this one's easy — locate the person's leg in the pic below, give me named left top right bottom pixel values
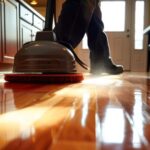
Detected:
left=54, top=0, right=96, bottom=48
left=87, top=4, right=123, bottom=74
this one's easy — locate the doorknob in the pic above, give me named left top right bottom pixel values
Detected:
left=126, top=34, right=130, bottom=38
left=127, top=29, right=130, bottom=32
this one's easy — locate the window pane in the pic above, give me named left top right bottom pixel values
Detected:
left=82, top=34, right=88, bottom=49
left=134, top=1, right=144, bottom=50
left=101, top=1, right=125, bottom=32
left=82, top=1, right=126, bottom=49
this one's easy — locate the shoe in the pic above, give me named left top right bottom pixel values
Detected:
left=90, top=59, right=124, bottom=75
left=90, top=64, right=123, bottom=75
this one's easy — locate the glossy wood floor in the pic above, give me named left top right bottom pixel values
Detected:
left=0, top=72, right=150, bottom=150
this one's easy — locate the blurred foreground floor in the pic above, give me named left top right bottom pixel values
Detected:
left=0, top=72, right=150, bottom=150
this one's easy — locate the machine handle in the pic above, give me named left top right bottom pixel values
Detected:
left=44, top=0, right=56, bottom=31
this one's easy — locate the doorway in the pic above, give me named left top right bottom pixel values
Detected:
left=79, top=0, right=148, bottom=72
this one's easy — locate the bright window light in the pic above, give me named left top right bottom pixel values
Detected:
left=101, top=1, right=126, bottom=32
left=134, top=1, right=144, bottom=50
left=82, top=34, right=88, bottom=49
left=82, top=1, right=126, bottom=49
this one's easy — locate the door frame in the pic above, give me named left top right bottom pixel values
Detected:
left=100, top=0, right=150, bottom=72
left=130, top=0, right=150, bottom=71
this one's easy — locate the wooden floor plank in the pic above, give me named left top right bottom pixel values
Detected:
left=0, top=72, right=150, bottom=149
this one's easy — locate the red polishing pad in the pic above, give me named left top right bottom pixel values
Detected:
left=4, top=73, right=84, bottom=83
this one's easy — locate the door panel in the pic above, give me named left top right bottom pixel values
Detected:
left=101, top=0, right=131, bottom=70
left=107, top=32, right=131, bottom=70
left=0, top=1, right=3, bottom=62
left=131, top=0, right=147, bottom=71
left=20, top=20, right=33, bottom=46
left=3, top=0, right=19, bottom=63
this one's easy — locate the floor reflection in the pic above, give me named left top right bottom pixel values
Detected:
left=0, top=73, right=150, bottom=149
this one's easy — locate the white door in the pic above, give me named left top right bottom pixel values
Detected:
left=102, top=0, right=147, bottom=71
left=101, top=0, right=132, bottom=70
left=78, top=0, right=148, bottom=72
left=130, top=0, right=148, bottom=71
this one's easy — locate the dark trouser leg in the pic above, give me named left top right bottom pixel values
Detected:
left=87, top=5, right=109, bottom=65
left=54, top=0, right=123, bottom=74
left=87, top=5, right=123, bottom=74
left=54, top=0, right=96, bottom=48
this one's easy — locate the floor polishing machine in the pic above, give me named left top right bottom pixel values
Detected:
left=4, top=0, right=88, bottom=83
